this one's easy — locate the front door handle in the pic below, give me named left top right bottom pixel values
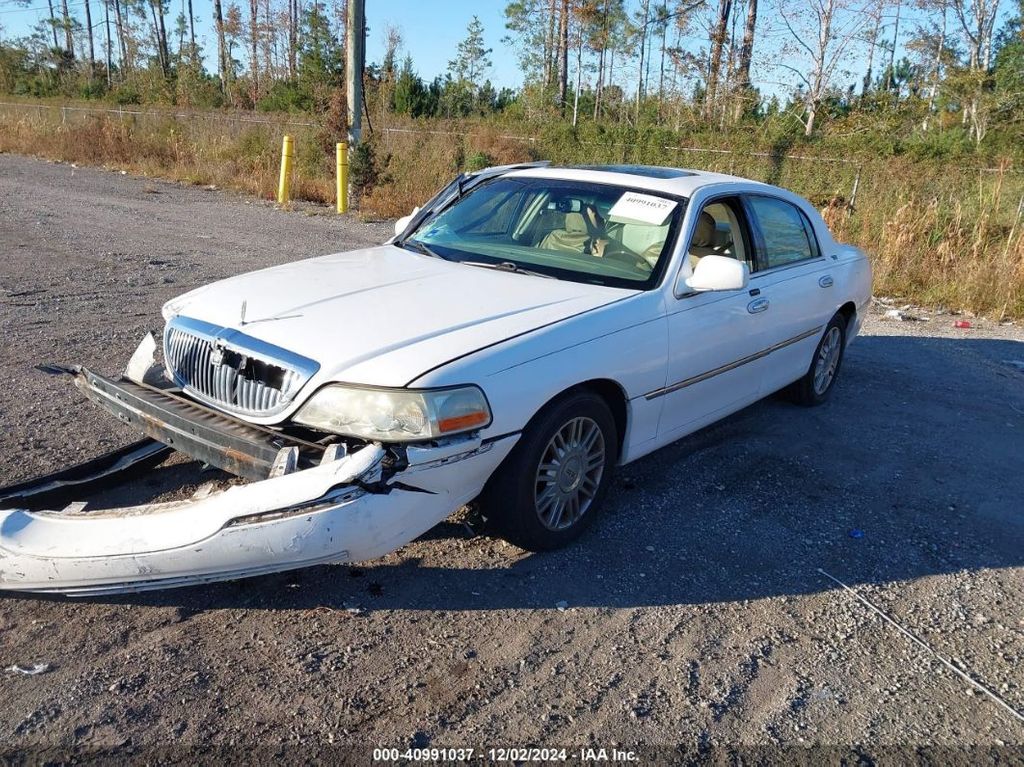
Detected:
left=819, top=275, right=834, bottom=288
left=747, top=297, right=770, bottom=314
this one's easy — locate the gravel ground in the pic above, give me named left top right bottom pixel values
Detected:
left=0, top=153, right=1023, bottom=761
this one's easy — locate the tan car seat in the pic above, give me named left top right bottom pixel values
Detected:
left=619, top=221, right=669, bottom=267
left=688, top=211, right=719, bottom=270
left=640, top=237, right=667, bottom=266
left=540, top=212, right=590, bottom=253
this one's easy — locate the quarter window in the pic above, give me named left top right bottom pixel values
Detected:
left=748, top=196, right=819, bottom=270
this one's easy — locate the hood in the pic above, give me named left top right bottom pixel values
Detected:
left=164, top=244, right=633, bottom=391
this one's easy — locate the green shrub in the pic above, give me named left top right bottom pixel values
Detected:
left=465, top=151, right=494, bottom=171
left=257, top=81, right=312, bottom=113
left=349, top=140, right=390, bottom=195
left=112, top=85, right=142, bottom=105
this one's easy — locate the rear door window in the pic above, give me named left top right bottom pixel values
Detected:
left=746, top=196, right=820, bottom=270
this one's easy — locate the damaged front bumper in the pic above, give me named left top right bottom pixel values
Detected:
left=0, top=366, right=517, bottom=596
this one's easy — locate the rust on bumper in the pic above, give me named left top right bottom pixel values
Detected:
left=71, top=368, right=326, bottom=481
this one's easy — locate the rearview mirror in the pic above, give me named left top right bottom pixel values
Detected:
left=681, top=255, right=749, bottom=293
left=394, top=206, right=421, bottom=238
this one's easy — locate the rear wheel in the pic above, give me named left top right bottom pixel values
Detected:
left=789, top=313, right=847, bottom=406
left=482, top=391, right=618, bottom=551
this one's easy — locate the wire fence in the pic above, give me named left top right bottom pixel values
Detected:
left=381, top=125, right=538, bottom=144
left=377, top=123, right=870, bottom=205
left=0, top=100, right=317, bottom=128
left=2, top=99, right=1017, bottom=173
left=1, top=99, right=1021, bottom=217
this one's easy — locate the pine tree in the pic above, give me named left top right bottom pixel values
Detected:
left=448, top=15, right=492, bottom=87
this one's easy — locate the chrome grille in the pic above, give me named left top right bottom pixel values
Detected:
left=163, top=316, right=319, bottom=418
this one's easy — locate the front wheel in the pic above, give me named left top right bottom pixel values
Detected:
left=789, top=313, right=847, bottom=406
left=481, top=391, right=618, bottom=551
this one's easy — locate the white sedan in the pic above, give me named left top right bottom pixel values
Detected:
left=0, top=164, right=871, bottom=594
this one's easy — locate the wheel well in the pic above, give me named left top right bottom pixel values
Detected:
left=568, top=379, right=628, bottom=454
left=837, top=301, right=856, bottom=328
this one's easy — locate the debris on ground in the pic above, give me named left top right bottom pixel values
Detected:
left=954, top=320, right=973, bottom=329
left=5, top=663, right=51, bottom=676
left=883, top=308, right=928, bottom=322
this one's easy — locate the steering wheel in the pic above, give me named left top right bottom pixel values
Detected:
left=602, top=244, right=653, bottom=273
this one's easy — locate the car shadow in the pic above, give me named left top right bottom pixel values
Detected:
left=16, top=333, right=1024, bottom=613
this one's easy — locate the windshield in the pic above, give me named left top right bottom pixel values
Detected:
left=403, top=177, right=685, bottom=289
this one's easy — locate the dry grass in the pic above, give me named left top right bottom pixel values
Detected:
left=1, top=102, right=1021, bottom=318
left=0, top=107, right=316, bottom=202
left=827, top=163, right=1024, bottom=318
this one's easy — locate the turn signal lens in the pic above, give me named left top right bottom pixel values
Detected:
left=438, top=411, right=490, bottom=433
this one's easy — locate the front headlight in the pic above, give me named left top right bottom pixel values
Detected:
left=292, top=384, right=492, bottom=442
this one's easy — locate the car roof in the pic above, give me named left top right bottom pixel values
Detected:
left=505, top=164, right=771, bottom=198
left=568, top=164, right=695, bottom=179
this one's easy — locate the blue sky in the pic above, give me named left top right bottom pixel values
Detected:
left=0, top=0, right=526, bottom=88
left=366, top=1, right=523, bottom=89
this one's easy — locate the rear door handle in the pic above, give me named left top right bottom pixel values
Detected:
left=747, top=297, right=770, bottom=314
left=819, top=275, right=834, bottom=288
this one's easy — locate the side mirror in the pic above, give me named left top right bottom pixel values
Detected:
left=681, top=255, right=749, bottom=293
left=394, top=206, right=421, bottom=238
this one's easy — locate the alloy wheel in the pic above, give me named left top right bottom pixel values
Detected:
left=813, top=326, right=843, bottom=395
left=534, top=416, right=606, bottom=531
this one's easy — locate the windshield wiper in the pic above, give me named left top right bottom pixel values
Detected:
left=460, top=261, right=555, bottom=279
left=400, top=239, right=445, bottom=260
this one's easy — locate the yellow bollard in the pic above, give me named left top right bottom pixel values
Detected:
left=277, top=134, right=294, bottom=205
left=336, top=142, right=348, bottom=214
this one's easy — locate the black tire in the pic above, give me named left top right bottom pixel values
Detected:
left=789, top=312, right=847, bottom=406
left=482, top=390, right=618, bottom=551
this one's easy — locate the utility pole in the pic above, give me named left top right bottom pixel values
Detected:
left=83, top=0, right=95, bottom=77
left=104, top=0, right=112, bottom=87
left=46, top=0, right=59, bottom=50
left=886, top=0, right=901, bottom=93
left=572, top=23, right=583, bottom=127
left=346, top=0, right=365, bottom=148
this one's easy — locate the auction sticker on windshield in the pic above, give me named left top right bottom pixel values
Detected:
left=608, top=191, right=677, bottom=225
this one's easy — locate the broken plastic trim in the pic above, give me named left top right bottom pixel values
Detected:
left=0, top=439, right=171, bottom=506
left=73, top=366, right=327, bottom=481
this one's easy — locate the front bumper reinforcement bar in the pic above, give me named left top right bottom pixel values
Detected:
left=71, top=368, right=326, bottom=481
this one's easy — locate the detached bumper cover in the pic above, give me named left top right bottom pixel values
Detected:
left=0, top=369, right=518, bottom=596
left=0, top=444, right=380, bottom=595
left=0, top=434, right=516, bottom=596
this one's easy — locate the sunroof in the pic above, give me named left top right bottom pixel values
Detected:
left=572, top=164, right=694, bottom=179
